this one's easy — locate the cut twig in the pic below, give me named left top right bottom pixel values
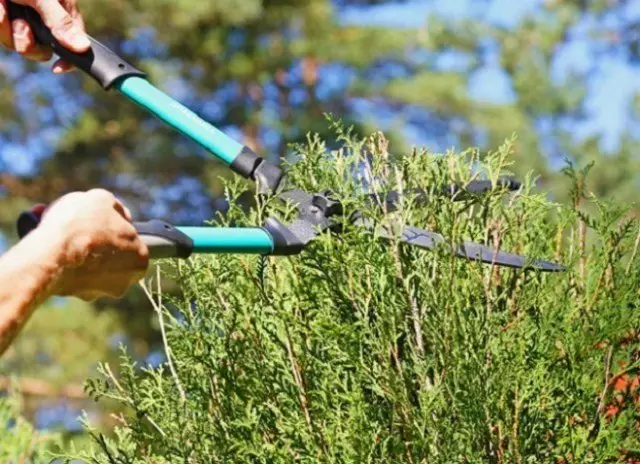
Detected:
left=589, top=345, right=614, bottom=440
left=283, top=327, right=328, bottom=456
left=139, top=268, right=186, bottom=403
left=626, top=224, right=640, bottom=275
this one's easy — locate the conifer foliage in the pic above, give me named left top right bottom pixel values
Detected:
left=52, top=127, right=640, bottom=462
left=0, top=395, right=58, bottom=462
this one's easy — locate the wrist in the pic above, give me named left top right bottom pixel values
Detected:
left=0, top=222, right=68, bottom=354
left=24, top=226, right=68, bottom=294
left=32, top=223, right=84, bottom=296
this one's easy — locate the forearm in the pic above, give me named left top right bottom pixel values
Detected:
left=0, top=229, right=63, bottom=355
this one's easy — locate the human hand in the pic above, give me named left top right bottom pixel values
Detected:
left=0, top=0, right=90, bottom=73
left=38, top=189, right=149, bottom=301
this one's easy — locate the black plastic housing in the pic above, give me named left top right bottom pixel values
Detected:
left=230, top=147, right=284, bottom=194
left=263, top=218, right=305, bottom=256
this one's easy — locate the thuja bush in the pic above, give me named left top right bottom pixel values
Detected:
left=62, top=127, right=640, bottom=463
left=0, top=395, right=59, bottom=461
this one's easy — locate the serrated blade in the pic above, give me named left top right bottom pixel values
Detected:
left=367, top=178, right=522, bottom=210
left=401, top=226, right=564, bottom=272
left=358, top=220, right=565, bottom=272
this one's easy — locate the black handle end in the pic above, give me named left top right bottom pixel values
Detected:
left=230, top=146, right=284, bottom=194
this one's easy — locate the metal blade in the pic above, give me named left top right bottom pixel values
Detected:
left=355, top=219, right=564, bottom=272
left=278, top=189, right=316, bottom=207
left=455, top=240, right=565, bottom=272
left=367, top=178, right=522, bottom=212
left=463, top=179, right=522, bottom=195
left=283, top=218, right=321, bottom=246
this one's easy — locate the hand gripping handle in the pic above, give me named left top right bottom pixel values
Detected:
left=7, top=2, right=146, bottom=89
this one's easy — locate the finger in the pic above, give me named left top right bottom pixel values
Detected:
left=122, top=205, right=133, bottom=222
left=134, top=244, right=150, bottom=271
left=11, top=18, right=32, bottom=54
left=61, top=0, right=83, bottom=28
left=0, top=0, right=13, bottom=50
left=52, top=58, right=75, bottom=74
left=61, top=0, right=86, bottom=45
left=112, top=198, right=133, bottom=223
left=21, top=0, right=89, bottom=52
left=12, top=19, right=52, bottom=61
left=11, top=18, right=50, bottom=61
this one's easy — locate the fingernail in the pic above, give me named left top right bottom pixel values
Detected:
left=52, top=63, right=64, bottom=74
left=13, top=22, right=27, bottom=52
left=13, top=21, right=27, bottom=37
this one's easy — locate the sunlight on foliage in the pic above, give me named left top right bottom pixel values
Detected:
left=54, top=126, right=640, bottom=463
left=0, top=394, right=59, bottom=462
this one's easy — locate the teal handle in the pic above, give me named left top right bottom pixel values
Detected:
left=116, top=77, right=243, bottom=166
left=177, top=227, right=275, bottom=254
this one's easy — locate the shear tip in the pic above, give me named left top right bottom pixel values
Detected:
left=532, top=261, right=567, bottom=273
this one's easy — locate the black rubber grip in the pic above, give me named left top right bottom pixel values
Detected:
left=16, top=210, right=41, bottom=238
left=134, top=220, right=194, bottom=259
left=7, top=2, right=146, bottom=89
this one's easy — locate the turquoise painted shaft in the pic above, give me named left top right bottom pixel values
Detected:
left=116, top=77, right=243, bottom=166
left=177, top=227, right=274, bottom=254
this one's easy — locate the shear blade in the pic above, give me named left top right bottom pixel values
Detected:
left=455, top=241, right=565, bottom=272
left=364, top=222, right=564, bottom=272
left=369, top=178, right=522, bottom=211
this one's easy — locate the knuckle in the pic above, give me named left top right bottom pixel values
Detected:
left=52, top=13, right=74, bottom=32
left=62, top=191, right=83, bottom=200
left=76, top=231, right=98, bottom=255
left=88, top=188, right=116, bottom=203
left=87, top=188, right=112, bottom=197
left=119, top=222, right=138, bottom=241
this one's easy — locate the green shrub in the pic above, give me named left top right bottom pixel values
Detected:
left=62, top=127, right=640, bottom=463
left=0, top=394, right=60, bottom=462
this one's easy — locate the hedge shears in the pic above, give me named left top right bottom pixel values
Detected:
left=10, top=3, right=565, bottom=272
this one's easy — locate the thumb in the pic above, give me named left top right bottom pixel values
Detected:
left=18, top=0, right=89, bottom=52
